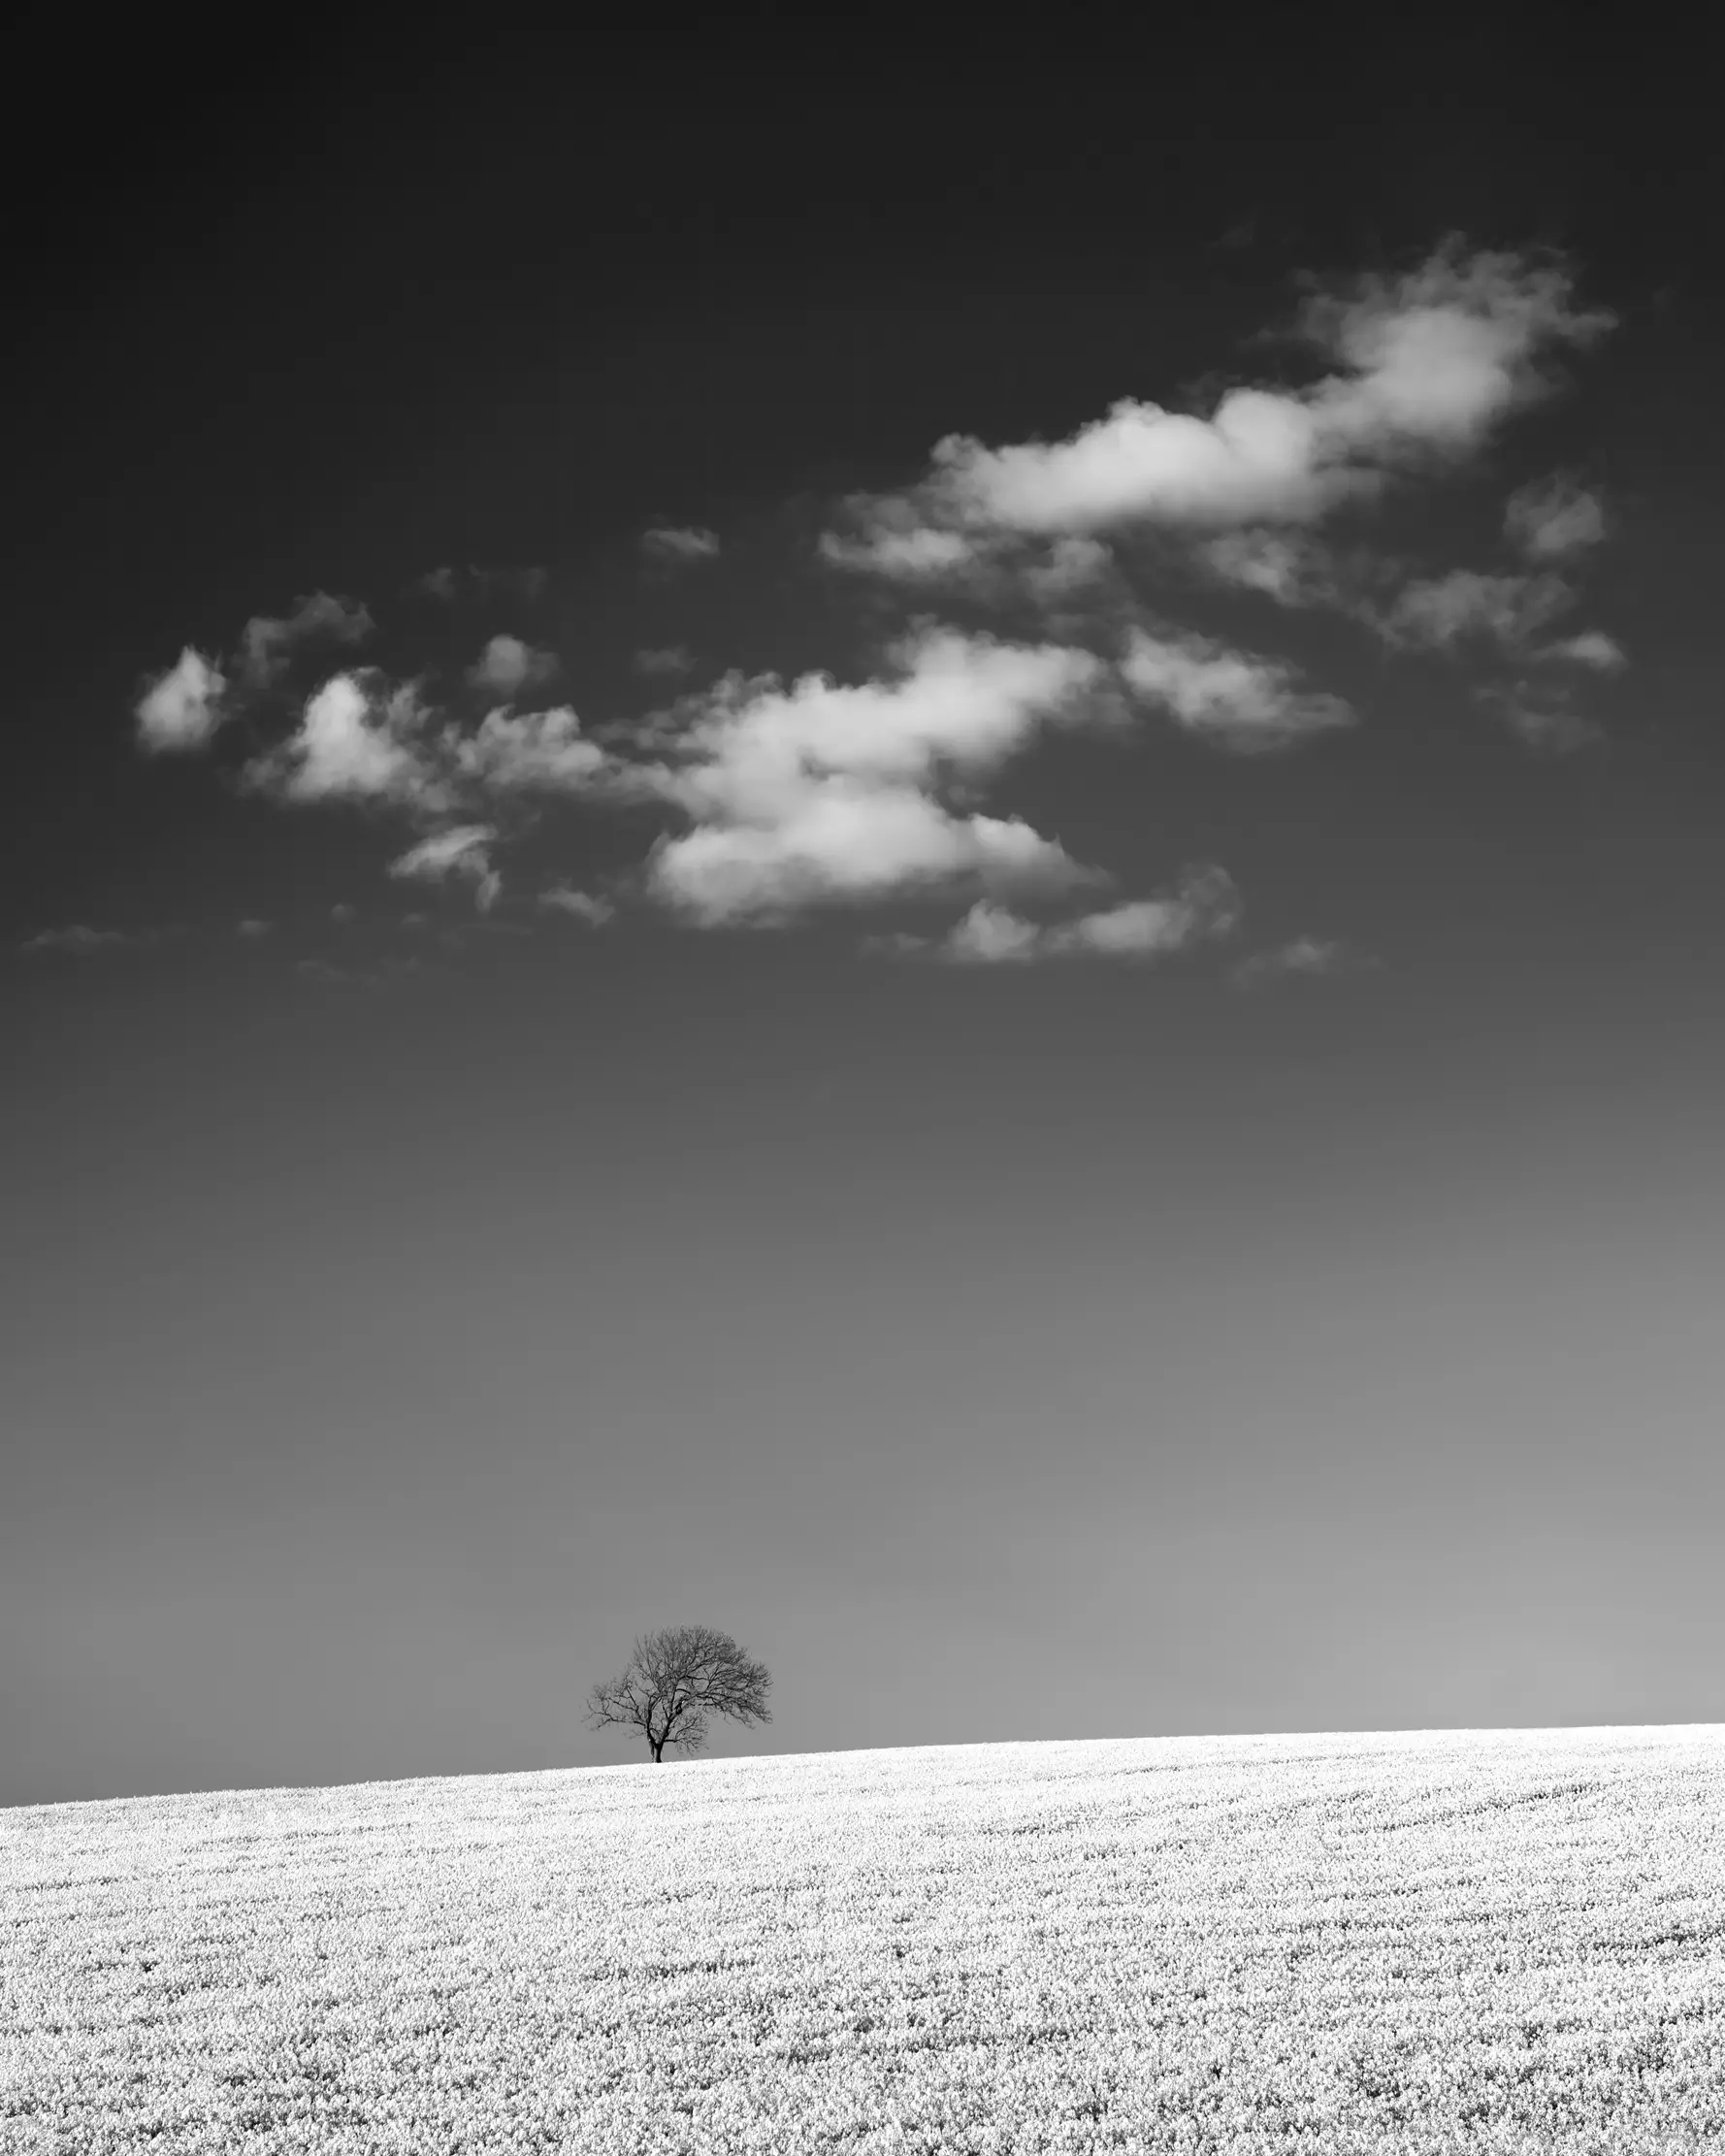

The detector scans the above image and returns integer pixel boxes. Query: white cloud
[1379,570,1575,654]
[1505,474,1608,560]
[387,824,502,909]
[250,674,445,808]
[641,524,720,565]
[136,647,228,753]
[240,592,374,687]
[663,631,1102,810]
[467,635,560,697]
[455,705,605,792]
[935,866,1240,964]
[830,244,1611,550]
[632,629,1108,924]
[817,522,998,582]
[650,784,1090,926]
[1537,629,1626,671]
[1121,628,1353,750]
[539,885,615,925]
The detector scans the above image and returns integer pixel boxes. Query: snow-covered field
[5,1726,1724,2153]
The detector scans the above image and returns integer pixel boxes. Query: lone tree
[586,1624,772,1763]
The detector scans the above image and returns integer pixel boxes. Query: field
[5,1726,1724,2153]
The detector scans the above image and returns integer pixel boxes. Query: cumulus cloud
[387,825,502,909]
[650,787,1089,926]
[247,674,445,809]
[1377,570,1576,655]
[454,704,605,792]
[830,243,1612,556]
[1505,474,1608,560]
[635,630,1108,923]
[240,592,374,688]
[930,866,1240,964]
[641,524,720,565]
[539,885,614,924]
[135,647,228,753]
[467,635,560,697]
[1121,628,1353,750]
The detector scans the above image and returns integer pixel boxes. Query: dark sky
[6,18,1724,1808]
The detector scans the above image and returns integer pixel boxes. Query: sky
[6,19,1724,1808]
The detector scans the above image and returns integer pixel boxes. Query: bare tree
[585,1624,772,1763]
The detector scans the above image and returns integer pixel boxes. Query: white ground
[4,1726,1724,2152]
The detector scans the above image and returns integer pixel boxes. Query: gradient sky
[7,20,1724,1808]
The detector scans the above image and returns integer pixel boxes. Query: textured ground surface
[5,1726,1724,2152]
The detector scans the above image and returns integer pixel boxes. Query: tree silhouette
[585,1624,772,1762]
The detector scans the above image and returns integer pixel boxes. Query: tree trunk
[650,1739,664,1761]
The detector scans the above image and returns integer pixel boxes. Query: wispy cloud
[136,647,228,753]
[899,866,1240,964]
[1231,934,1358,984]
[1376,570,1577,656]
[538,885,615,925]
[1538,630,1626,671]
[467,635,560,698]
[416,565,548,604]
[634,645,695,677]
[1505,474,1608,561]
[641,524,720,566]
[1121,628,1353,750]
[387,825,502,910]
[20,924,138,955]
[240,592,374,689]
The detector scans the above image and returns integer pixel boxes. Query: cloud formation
[136,647,228,753]
[828,243,1611,557]
[636,630,1108,923]
[1377,570,1576,656]
[924,866,1239,964]
[1122,629,1353,750]
[20,924,137,955]
[1232,934,1354,984]
[641,524,720,565]
[454,705,606,792]
[539,885,615,925]
[1505,475,1608,561]
[467,635,560,697]
[246,674,446,810]
[123,237,1627,959]
[240,592,374,688]
[387,826,502,910]
[416,565,548,603]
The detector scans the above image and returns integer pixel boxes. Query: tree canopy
[585,1624,772,1762]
